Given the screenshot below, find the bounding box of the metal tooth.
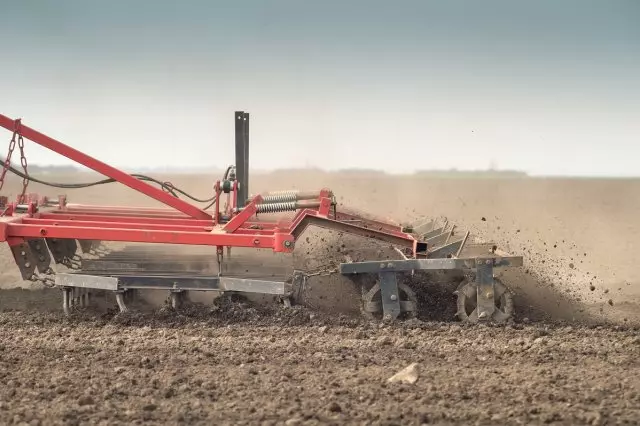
[256,201,298,214]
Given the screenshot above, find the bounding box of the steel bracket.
[378,271,401,321]
[10,241,37,280]
[27,238,52,273]
[475,259,495,320]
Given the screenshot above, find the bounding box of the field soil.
[0,171,639,424]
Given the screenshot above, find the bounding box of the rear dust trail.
[0,307,638,425]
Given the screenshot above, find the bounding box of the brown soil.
[0,304,638,425]
[0,171,639,424]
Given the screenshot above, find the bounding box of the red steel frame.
[0,114,421,255]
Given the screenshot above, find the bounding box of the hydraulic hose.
[0,157,216,203]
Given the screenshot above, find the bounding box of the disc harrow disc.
[455,278,514,323]
[362,282,418,320]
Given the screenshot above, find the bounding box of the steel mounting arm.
[0,114,212,220]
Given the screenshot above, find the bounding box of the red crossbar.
[0,114,212,220]
[21,218,214,233]
[38,212,213,226]
[3,221,293,251]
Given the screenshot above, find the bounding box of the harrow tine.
[423,220,449,240]
[455,231,470,258]
[425,227,455,248]
[412,219,435,235]
[444,225,455,245]
[62,288,71,315]
[115,291,129,313]
[170,290,185,310]
[427,237,464,259]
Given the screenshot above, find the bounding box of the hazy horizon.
[2,1,638,177]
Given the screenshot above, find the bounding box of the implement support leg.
[378,271,401,321]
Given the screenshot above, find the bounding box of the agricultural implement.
[0,111,523,323]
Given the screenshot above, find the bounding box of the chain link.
[0,130,17,192]
[17,132,29,203]
[0,119,29,200]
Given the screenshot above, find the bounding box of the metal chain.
[17,123,29,203]
[0,130,17,192]
[303,267,338,277]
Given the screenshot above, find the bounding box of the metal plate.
[55,272,286,295]
[340,256,523,275]
[27,238,52,273]
[56,273,119,290]
[10,242,37,280]
[475,260,496,319]
[220,277,285,295]
[378,271,401,320]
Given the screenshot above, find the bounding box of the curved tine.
[115,292,128,313]
[62,289,71,315]
[170,292,181,310]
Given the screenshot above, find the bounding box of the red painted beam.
[23,217,280,236]
[21,218,214,233]
[39,213,213,226]
[0,114,212,220]
[60,209,191,219]
[65,204,188,214]
[6,223,280,249]
[38,212,283,230]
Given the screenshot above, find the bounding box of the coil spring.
[256,201,298,214]
[262,190,299,203]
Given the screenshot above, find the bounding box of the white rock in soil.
[387,363,420,384]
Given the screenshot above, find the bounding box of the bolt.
[20,251,25,256]
[486,259,491,264]
[284,240,293,248]
[485,291,493,299]
[24,262,30,268]
[380,263,386,269]
[390,294,397,301]
[253,239,260,246]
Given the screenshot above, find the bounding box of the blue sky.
[1,0,639,176]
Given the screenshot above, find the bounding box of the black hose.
[0,158,241,213]
[0,158,216,203]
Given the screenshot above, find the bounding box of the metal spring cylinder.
[262,190,299,204]
[256,201,298,214]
